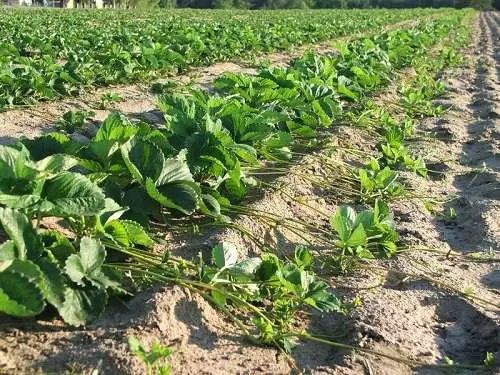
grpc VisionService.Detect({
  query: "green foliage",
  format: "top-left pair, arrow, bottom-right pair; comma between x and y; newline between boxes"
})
356,158 -> 405,202
484,352 -> 495,367
0,13 -> 479,369
99,92 -> 122,110
330,200 -> 398,272
198,244 -> 343,351
0,208 -> 120,326
0,8 -> 443,109
55,110 -> 96,134
0,259 -> 46,317
376,122 -> 428,177
128,336 -> 173,375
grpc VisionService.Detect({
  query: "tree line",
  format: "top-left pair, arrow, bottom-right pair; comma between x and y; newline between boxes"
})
155,0 -> 498,9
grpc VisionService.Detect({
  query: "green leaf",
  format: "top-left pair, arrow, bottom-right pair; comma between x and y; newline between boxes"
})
123,186 -> 160,223
64,237 -> 119,290
58,287 -> 108,326
231,143 -> 258,164
347,224 -> 367,248
0,240 -> 16,261
40,230 -> 76,264
0,194 -> 41,209
128,336 -> 145,360
224,175 -> 246,202
145,178 -> 199,215
229,257 -> 262,276
212,242 -> 238,269
210,290 -> 227,307
484,352 -> 494,367
256,255 -> 280,281
155,156 -> 194,186
128,336 -> 173,366
199,194 -> 221,217
31,154 -> 78,174
20,132 -> 77,161
99,197 -> 128,225
0,207 -> 43,260
0,259 -> 45,317
38,255 -> 67,309
306,279 -> 343,312
41,172 -> 106,217
87,140 -> 119,168
355,246 -> 375,259
104,220 -> 130,246
330,206 -> 356,243
121,220 -> 153,247
94,112 -> 137,142
0,145 -> 27,180
120,137 -> 165,184
294,246 -> 314,269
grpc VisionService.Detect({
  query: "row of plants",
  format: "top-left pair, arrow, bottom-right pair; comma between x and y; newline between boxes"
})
324,12 -> 475,273
0,9 -> 464,326
2,9 -> 494,372
0,8 -> 445,109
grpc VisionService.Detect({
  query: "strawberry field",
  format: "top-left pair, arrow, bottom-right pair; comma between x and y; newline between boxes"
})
0,7 -> 498,375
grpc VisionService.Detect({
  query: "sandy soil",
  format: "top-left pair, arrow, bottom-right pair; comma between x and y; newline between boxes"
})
0,11 -> 499,375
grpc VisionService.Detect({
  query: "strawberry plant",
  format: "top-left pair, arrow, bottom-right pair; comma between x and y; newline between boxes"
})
128,336 -> 173,375
99,92 -> 122,110
356,158 -> 405,202
330,200 -> 399,272
0,208 -> 123,325
119,243 -> 344,353
0,8 -> 444,110
0,10 -> 473,342
55,110 -> 96,134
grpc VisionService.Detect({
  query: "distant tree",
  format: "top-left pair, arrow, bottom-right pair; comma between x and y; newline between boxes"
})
130,0 -> 159,7
172,0 -> 498,10
214,0 -> 232,7
158,0 -> 175,6
314,0 -> 346,6
233,0 -> 249,7
470,0 -> 492,7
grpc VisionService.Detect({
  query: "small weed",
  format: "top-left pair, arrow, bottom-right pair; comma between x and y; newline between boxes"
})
151,80 -> 177,95
356,158 -> 405,202
484,352 -> 495,367
424,201 -> 456,223
99,92 -> 122,109
55,110 -> 95,133
128,336 -> 173,375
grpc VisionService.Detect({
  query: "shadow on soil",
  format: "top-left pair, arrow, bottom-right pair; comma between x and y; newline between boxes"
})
434,12 -> 499,254
415,12 -> 500,373
415,296 -> 499,374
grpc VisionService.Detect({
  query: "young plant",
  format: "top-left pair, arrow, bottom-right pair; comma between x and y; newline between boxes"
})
202,243 -> 342,351
330,200 -> 398,273
119,243 -> 343,353
376,127 -> 427,177
400,90 -> 445,117
151,80 -> 177,95
55,110 -> 96,134
128,336 -> 173,375
99,92 -> 122,109
356,158 -> 405,202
